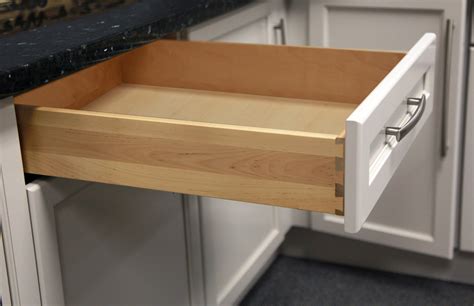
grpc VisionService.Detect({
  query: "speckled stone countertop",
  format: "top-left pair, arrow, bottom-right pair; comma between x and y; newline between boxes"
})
0,0 -> 253,98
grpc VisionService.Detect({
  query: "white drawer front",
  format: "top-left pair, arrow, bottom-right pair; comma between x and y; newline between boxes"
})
345,33 -> 436,232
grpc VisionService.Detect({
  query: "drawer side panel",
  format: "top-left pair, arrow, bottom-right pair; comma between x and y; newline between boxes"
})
16,106 -> 343,214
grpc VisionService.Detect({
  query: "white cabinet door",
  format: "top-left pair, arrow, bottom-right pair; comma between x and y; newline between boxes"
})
187,3 -> 289,305
27,178 -> 190,306
309,0 -> 466,258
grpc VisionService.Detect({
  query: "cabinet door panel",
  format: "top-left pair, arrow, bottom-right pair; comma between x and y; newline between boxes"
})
28,179 -> 190,306
309,0 -> 466,258
199,198 -> 281,305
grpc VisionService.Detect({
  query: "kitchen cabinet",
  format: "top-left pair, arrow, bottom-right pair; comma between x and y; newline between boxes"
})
185,3 -> 289,305
309,0 -> 467,258
17,2 -> 437,303
26,178 -> 190,306
461,47 -> 474,252
0,1 -> 463,304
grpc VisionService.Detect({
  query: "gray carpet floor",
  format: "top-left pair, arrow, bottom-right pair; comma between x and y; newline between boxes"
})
241,255 -> 474,306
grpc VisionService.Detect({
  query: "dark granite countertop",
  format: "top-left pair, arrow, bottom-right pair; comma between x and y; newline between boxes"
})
0,0 -> 252,98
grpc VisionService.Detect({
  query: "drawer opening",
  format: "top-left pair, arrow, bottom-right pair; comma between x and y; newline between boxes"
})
14,40 -> 405,215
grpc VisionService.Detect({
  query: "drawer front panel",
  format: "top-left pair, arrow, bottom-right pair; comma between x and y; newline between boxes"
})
345,33 -> 436,233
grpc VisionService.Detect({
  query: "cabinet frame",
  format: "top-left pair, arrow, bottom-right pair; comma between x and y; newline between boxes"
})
0,98 -> 41,305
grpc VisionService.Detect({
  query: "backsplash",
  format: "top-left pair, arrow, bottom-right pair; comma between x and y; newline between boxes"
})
0,0 -> 135,35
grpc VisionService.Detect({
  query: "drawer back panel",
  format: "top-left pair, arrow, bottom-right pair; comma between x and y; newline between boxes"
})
121,40 -> 404,104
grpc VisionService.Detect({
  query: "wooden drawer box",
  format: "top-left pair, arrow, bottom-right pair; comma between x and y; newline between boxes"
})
14,34 -> 436,232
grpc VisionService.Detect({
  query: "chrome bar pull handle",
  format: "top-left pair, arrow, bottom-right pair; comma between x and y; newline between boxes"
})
386,94 -> 426,142
273,18 -> 286,45
441,18 -> 454,157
